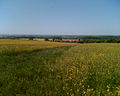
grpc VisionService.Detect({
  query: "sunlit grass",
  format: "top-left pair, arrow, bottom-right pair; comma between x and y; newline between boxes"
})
0,39 -> 76,55
52,44 -> 120,95
0,39 -> 120,95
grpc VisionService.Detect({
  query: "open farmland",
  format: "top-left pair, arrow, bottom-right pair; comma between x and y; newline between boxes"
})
0,39 -> 120,96
0,39 -> 76,55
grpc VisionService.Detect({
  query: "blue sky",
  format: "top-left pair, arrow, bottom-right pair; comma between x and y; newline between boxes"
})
0,0 -> 120,35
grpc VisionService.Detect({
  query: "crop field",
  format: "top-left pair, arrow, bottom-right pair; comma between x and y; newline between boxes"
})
0,39 -> 120,96
0,39 -> 76,55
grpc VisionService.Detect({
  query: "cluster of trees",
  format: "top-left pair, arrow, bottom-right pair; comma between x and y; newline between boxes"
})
44,38 -> 49,41
44,37 -> 120,43
78,39 -> 120,43
44,36 -> 62,41
77,36 -> 120,40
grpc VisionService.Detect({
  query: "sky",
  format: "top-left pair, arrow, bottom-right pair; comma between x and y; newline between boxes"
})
0,0 -> 120,35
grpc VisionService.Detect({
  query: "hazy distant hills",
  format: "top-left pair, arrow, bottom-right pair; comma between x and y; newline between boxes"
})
0,34 -> 120,40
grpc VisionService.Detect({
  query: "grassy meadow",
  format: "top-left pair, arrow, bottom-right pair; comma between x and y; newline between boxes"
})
0,39 -> 76,55
0,39 -> 120,96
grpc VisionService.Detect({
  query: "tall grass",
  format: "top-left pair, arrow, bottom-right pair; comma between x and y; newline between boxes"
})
0,39 -> 120,95
0,46 -> 72,96
52,44 -> 120,96
0,39 -> 76,55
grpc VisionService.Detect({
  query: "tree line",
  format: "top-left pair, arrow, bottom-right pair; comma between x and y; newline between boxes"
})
78,39 -> 120,43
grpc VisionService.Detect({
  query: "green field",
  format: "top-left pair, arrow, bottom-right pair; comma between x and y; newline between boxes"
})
0,39 -> 120,96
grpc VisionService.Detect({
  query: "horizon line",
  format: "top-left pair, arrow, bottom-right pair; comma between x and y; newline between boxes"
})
0,34 -> 120,36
